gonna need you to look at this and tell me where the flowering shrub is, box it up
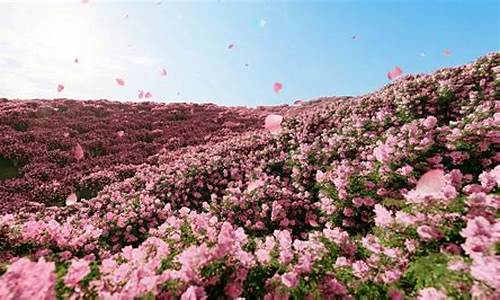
[0,100,273,213]
[0,53,499,299]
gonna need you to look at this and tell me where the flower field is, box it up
[0,53,499,299]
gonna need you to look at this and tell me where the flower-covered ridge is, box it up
[0,53,499,299]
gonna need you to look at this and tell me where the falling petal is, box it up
[265,114,283,135]
[244,63,249,67]
[228,43,234,49]
[57,84,64,93]
[352,35,357,39]
[145,92,152,99]
[415,169,445,197]
[116,78,125,86]
[74,143,84,161]
[82,0,88,3]
[443,49,452,56]
[63,132,70,138]
[273,82,283,93]
[66,193,78,206]
[74,57,79,63]
[294,99,304,105]
[160,68,167,76]
[138,90,144,99]
[116,130,125,138]
[387,66,403,80]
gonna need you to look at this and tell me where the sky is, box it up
[0,0,498,107]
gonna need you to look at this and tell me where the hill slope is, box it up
[0,53,498,299]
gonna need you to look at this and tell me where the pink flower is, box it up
[460,216,498,256]
[447,259,467,272]
[64,258,91,287]
[373,141,394,163]
[352,260,370,279]
[422,116,438,129]
[225,282,242,298]
[0,258,56,300]
[388,289,404,300]
[181,285,207,300]
[373,204,393,227]
[417,287,447,300]
[470,255,500,289]
[281,271,299,288]
[247,179,264,192]
[417,225,443,241]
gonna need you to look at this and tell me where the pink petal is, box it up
[73,143,84,161]
[294,99,304,105]
[145,92,152,99]
[387,66,403,80]
[66,193,78,206]
[352,35,357,39]
[57,84,64,93]
[228,43,234,49]
[160,68,167,76]
[116,130,125,138]
[138,90,144,99]
[74,57,79,63]
[264,114,283,134]
[415,169,445,197]
[443,49,452,56]
[63,132,70,138]
[115,78,125,86]
[273,82,283,93]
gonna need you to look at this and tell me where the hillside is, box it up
[0,53,498,299]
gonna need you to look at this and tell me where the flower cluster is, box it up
[0,53,498,299]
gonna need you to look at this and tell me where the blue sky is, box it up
[0,0,498,107]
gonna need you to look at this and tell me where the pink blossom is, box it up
[281,271,299,288]
[64,258,91,287]
[181,285,207,300]
[417,287,447,300]
[417,225,443,241]
[0,258,56,300]
[422,115,438,129]
[373,204,393,227]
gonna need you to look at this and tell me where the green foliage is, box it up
[243,265,279,299]
[81,261,101,289]
[201,259,227,279]
[0,156,19,180]
[395,109,416,124]
[354,282,388,300]
[290,279,321,300]
[403,253,472,298]
[436,88,456,125]
[55,262,72,300]
[180,221,198,245]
